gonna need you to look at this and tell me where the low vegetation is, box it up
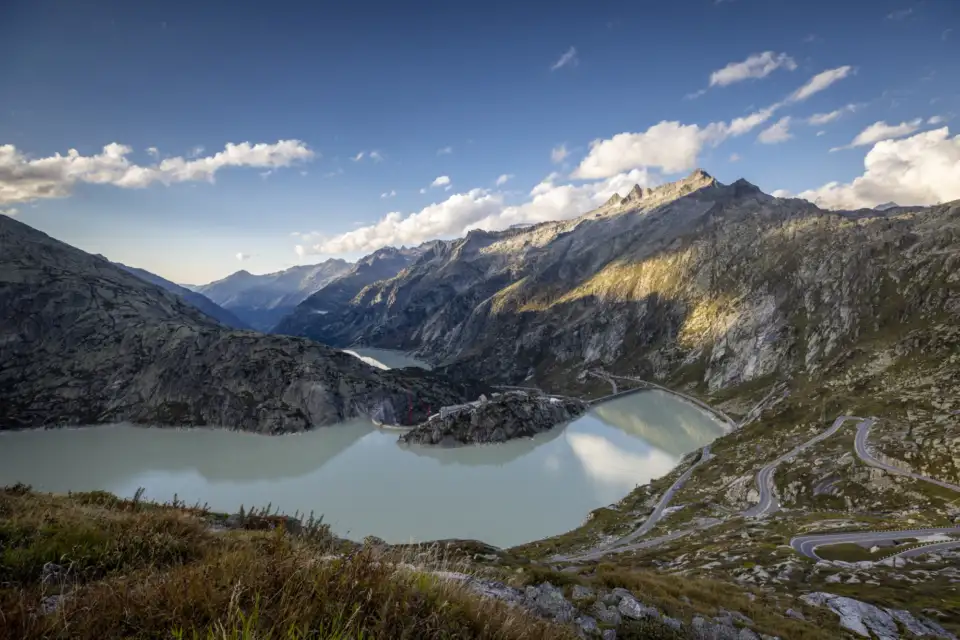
[0,485,573,640]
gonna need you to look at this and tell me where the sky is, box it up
[1,0,958,285]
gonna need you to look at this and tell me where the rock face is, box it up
[266,170,960,397]
[113,261,251,330]
[194,259,353,331]
[398,391,588,445]
[801,592,956,639]
[0,215,488,433]
[273,243,438,340]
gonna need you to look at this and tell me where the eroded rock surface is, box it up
[0,216,487,432]
[399,391,588,445]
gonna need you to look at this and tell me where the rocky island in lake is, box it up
[399,390,589,445]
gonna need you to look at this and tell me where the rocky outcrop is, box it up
[801,592,956,639]
[267,170,960,399]
[432,576,778,639]
[0,215,488,433]
[398,391,588,445]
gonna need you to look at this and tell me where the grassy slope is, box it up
[0,486,574,640]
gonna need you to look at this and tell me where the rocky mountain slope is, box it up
[273,244,438,339]
[112,261,251,330]
[274,170,960,401]
[0,215,486,432]
[195,259,352,331]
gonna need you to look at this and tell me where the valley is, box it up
[2,173,959,639]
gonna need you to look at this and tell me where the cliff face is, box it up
[0,216,486,433]
[113,261,252,330]
[274,171,960,395]
[273,244,434,340]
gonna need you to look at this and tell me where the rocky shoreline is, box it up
[399,391,588,446]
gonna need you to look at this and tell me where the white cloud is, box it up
[551,46,578,71]
[146,147,159,158]
[928,115,945,125]
[816,130,826,137]
[771,189,792,198]
[419,188,427,194]
[887,7,913,20]
[495,173,514,186]
[380,190,396,199]
[188,145,205,158]
[324,167,344,178]
[437,146,453,156]
[708,51,797,87]
[0,140,314,206]
[236,252,252,262]
[0,207,17,217]
[571,105,776,179]
[796,127,960,209]
[352,152,365,162]
[786,66,854,103]
[431,175,451,188]
[832,119,923,151]
[729,153,741,162]
[551,144,569,164]
[758,117,793,144]
[807,103,859,125]
[369,150,384,162]
[307,189,505,254]
[304,167,660,255]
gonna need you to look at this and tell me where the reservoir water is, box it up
[0,391,725,548]
[342,347,433,370]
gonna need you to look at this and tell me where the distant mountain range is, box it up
[193,260,353,331]
[112,261,251,330]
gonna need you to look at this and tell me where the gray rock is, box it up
[593,604,622,627]
[801,592,897,639]
[40,595,64,615]
[572,584,595,601]
[0,215,488,432]
[784,608,805,621]
[692,615,741,640]
[617,596,658,620]
[400,391,588,445]
[601,630,617,640]
[524,582,577,623]
[41,562,66,586]
[577,615,599,636]
[738,629,761,640]
[662,616,683,631]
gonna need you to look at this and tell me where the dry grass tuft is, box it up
[0,486,573,640]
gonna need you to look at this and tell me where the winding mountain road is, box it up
[552,446,715,563]
[743,415,863,518]
[854,419,960,493]
[787,418,960,562]
[791,527,960,561]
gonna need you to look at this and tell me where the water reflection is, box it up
[343,348,432,370]
[0,391,723,547]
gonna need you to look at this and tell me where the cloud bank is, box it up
[0,140,314,205]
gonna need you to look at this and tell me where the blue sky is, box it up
[1,0,958,284]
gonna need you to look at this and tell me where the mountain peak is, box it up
[603,193,624,207]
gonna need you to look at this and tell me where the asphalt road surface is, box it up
[854,420,960,493]
[791,527,960,560]
[552,445,714,563]
[742,415,862,518]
